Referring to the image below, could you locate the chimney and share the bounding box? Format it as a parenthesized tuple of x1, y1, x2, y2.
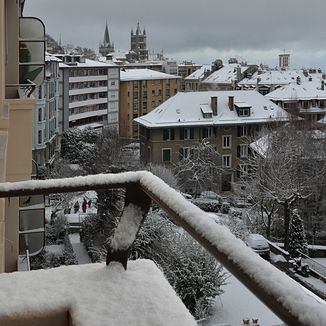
(211, 96, 218, 116)
(322, 80, 325, 91)
(237, 67, 241, 81)
(297, 76, 301, 85)
(228, 96, 234, 111)
(323, 73, 326, 80)
(309, 76, 312, 82)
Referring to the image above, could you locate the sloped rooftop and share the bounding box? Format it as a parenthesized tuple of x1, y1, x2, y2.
(134, 90, 288, 128)
(120, 68, 179, 81)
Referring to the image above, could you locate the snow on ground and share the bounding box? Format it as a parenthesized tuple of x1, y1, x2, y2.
(207, 270, 283, 326)
(69, 234, 91, 265)
(45, 244, 64, 255)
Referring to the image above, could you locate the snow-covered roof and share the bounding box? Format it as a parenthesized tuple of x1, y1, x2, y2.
(239, 69, 325, 88)
(0, 260, 196, 326)
(202, 64, 246, 84)
(266, 80, 326, 101)
(134, 90, 289, 128)
(120, 68, 179, 81)
(59, 58, 116, 68)
(184, 64, 212, 80)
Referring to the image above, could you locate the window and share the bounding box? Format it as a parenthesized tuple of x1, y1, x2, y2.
(159, 80, 162, 85)
(222, 135, 231, 148)
(133, 81, 138, 90)
(147, 146, 151, 160)
(180, 128, 194, 140)
(143, 91, 147, 100)
(152, 80, 155, 86)
(239, 109, 250, 116)
(152, 101, 155, 107)
(238, 144, 248, 157)
(133, 92, 138, 100)
(38, 86, 42, 99)
(111, 81, 115, 86)
(38, 130, 42, 144)
(238, 164, 252, 177)
(166, 79, 170, 87)
(162, 149, 171, 162)
(133, 103, 138, 112)
(179, 148, 194, 161)
(202, 127, 216, 138)
(38, 108, 42, 122)
(158, 89, 162, 96)
(143, 80, 147, 89)
(166, 89, 170, 97)
(238, 126, 250, 137)
(222, 155, 231, 168)
(152, 90, 155, 96)
(143, 102, 147, 111)
(163, 129, 175, 141)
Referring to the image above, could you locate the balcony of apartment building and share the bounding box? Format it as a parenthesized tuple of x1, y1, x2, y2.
(0, 171, 324, 325)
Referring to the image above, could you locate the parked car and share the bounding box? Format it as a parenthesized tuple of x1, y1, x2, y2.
(200, 191, 221, 202)
(244, 234, 270, 260)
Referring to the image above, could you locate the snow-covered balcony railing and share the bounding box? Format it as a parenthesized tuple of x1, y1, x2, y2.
(0, 171, 325, 326)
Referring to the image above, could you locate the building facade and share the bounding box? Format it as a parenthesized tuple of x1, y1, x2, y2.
(120, 69, 182, 139)
(178, 61, 202, 91)
(279, 53, 290, 71)
(135, 91, 288, 193)
(130, 23, 148, 61)
(55, 54, 120, 134)
(266, 77, 326, 123)
(1, 0, 45, 272)
(32, 53, 60, 170)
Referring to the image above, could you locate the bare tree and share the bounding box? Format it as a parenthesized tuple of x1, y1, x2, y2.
(240, 120, 326, 250)
(173, 138, 222, 195)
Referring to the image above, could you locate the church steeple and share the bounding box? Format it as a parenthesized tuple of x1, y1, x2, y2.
(103, 22, 110, 45)
(99, 20, 114, 57)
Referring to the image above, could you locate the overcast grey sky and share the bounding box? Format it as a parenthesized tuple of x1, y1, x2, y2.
(24, 0, 326, 70)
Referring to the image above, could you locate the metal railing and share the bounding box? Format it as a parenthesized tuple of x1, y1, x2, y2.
(0, 171, 325, 326)
(300, 251, 326, 278)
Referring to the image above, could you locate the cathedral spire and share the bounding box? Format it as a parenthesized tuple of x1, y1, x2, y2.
(103, 21, 110, 45)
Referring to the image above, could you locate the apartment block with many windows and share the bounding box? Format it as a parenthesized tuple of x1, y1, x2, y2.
(135, 91, 289, 193)
(33, 53, 60, 170)
(119, 69, 181, 138)
(55, 54, 120, 134)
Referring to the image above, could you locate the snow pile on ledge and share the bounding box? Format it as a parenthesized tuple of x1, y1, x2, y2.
(0, 259, 196, 326)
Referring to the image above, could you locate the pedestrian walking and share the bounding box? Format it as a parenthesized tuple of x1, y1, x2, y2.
(74, 201, 80, 214)
(82, 199, 87, 213)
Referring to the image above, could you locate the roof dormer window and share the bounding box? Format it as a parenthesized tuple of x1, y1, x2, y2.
(200, 104, 213, 119)
(239, 109, 250, 116)
(234, 102, 251, 117)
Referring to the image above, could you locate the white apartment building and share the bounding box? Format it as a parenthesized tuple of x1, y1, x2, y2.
(33, 53, 60, 169)
(55, 54, 120, 133)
